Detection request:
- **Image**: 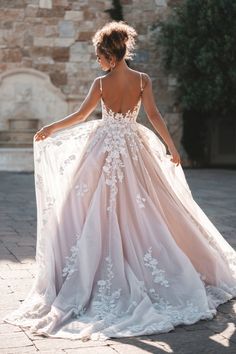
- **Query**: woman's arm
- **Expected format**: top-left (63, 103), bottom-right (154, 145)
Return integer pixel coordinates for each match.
top-left (34, 78), bottom-right (101, 141)
top-left (142, 74), bottom-right (181, 166)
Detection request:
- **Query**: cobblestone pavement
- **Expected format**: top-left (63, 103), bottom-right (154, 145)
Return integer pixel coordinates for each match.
top-left (0, 169), bottom-right (236, 354)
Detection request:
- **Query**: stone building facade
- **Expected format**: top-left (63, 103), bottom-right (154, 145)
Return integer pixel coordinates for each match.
top-left (0, 0), bottom-right (184, 171)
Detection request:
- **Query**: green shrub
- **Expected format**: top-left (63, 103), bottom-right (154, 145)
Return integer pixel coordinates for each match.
top-left (160, 0), bottom-right (236, 116)
top-left (159, 0), bottom-right (236, 163)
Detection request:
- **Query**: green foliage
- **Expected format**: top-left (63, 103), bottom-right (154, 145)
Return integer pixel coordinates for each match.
top-left (160, 0), bottom-right (236, 116)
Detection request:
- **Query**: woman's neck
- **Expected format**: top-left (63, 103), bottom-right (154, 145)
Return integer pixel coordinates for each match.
top-left (110, 59), bottom-right (129, 74)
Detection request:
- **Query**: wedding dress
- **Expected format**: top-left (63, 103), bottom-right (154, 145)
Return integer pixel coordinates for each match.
top-left (4, 73), bottom-right (236, 341)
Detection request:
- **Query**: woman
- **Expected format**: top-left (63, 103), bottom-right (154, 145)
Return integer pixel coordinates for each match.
top-left (4, 21), bottom-right (236, 341)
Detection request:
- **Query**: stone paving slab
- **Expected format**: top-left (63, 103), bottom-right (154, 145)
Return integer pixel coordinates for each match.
top-left (0, 169), bottom-right (236, 354)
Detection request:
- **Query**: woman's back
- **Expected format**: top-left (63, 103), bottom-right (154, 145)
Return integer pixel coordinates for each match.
top-left (100, 69), bottom-right (145, 115)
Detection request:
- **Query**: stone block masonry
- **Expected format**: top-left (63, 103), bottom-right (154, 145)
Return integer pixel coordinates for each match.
top-left (0, 0), bottom-right (186, 171)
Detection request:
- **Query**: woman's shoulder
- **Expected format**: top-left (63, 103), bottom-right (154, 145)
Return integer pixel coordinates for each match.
top-left (129, 70), bottom-right (151, 91)
top-left (94, 70), bottom-right (151, 90)
top-left (129, 69), bottom-right (151, 85)
top-left (94, 74), bottom-right (106, 83)
top-left (91, 75), bottom-right (107, 91)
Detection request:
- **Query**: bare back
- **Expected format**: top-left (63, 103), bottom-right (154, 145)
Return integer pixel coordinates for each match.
top-left (99, 69), bottom-right (145, 115)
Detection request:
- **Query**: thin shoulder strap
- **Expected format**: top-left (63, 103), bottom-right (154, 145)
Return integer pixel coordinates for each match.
top-left (99, 77), bottom-right (102, 93)
top-left (140, 73), bottom-right (143, 93)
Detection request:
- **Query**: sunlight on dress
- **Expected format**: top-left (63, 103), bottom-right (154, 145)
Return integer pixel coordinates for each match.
top-left (3, 91), bottom-right (236, 341)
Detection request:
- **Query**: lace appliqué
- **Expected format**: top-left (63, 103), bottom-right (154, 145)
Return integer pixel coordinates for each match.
top-left (42, 195), bottom-right (56, 226)
top-left (93, 256), bottom-right (122, 323)
top-left (101, 130), bottom-right (127, 212)
top-left (143, 247), bottom-right (169, 287)
top-left (92, 255), bottom-right (139, 329)
top-left (101, 98), bottom-right (141, 120)
top-left (75, 182), bottom-right (89, 197)
top-left (35, 174), bottom-right (43, 191)
top-left (125, 248), bottom-right (217, 334)
top-left (221, 250), bottom-right (236, 277)
top-left (72, 305), bottom-right (86, 319)
top-left (125, 248), bottom-right (210, 335)
top-left (136, 193), bottom-right (146, 208)
top-left (62, 233), bottom-right (80, 279)
top-left (196, 272), bottom-right (236, 306)
top-left (85, 101), bottom-right (144, 213)
top-left (59, 154), bottom-right (76, 175)
top-left (35, 173), bottom-right (55, 228)
top-left (205, 284), bottom-right (235, 307)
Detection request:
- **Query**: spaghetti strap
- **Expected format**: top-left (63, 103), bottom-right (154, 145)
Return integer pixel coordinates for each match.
top-left (99, 77), bottom-right (102, 93)
top-left (140, 73), bottom-right (143, 93)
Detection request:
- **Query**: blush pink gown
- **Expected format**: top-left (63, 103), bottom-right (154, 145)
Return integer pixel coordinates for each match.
top-left (4, 75), bottom-right (236, 341)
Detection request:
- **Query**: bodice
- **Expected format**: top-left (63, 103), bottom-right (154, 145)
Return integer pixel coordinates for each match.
top-left (101, 98), bottom-right (141, 124)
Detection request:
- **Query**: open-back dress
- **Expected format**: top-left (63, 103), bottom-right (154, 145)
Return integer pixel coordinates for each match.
top-left (4, 73), bottom-right (236, 341)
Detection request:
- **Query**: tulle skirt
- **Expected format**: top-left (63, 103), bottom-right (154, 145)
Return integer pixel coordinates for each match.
top-left (3, 117), bottom-right (236, 340)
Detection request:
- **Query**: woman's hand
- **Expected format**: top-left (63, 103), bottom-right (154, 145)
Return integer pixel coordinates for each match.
top-left (168, 145), bottom-right (181, 166)
top-left (34, 125), bottom-right (55, 142)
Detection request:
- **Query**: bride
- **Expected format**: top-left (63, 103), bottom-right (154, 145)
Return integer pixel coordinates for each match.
top-left (4, 21), bottom-right (236, 341)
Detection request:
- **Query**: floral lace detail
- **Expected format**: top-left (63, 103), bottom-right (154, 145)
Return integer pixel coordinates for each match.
top-left (93, 256), bottom-right (122, 323)
top-left (85, 100), bottom-right (144, 213)
top-left (75, 182), bottom-right (89, 197)
top-left (59, 154), bottom-right (76, 175)
top-left (62, 233), bottom-right (80, 279)
top-left (42, 194), bottom-right (56, 226)
top-left (72, 304), bottom-right (87, 319)
top-left (138, 264), bottom-right (235, 327)
top-left (101, 98), bottom-right (141, 122)
top-left (35, 187), bottom-right (56, 283)
top-left (35, 173), bottom-right (55, 228)
top-left (125, 249), bottom-right (215, 334)
top-left (137, 280), bottom-right (147, 295)
top-left (92, 255), bottom-right (139, 328)
top-left (136, 193), bottom-right (146, 208)
top-left (222, 250), bottom-right (236, 276)
top-left (35, 174), bottom-right (43, 191)
top-left (205, 284), bottom-right (236, 307)
top-left (143, 247), bottom-right (169, 287)
top-left (101, 129), bottom-right (127, 212)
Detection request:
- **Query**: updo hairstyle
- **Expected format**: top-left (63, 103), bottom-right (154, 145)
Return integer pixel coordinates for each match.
top-left (92, 21), bottom-right (137, 61)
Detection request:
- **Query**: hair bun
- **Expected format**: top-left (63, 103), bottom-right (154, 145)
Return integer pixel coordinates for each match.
top-left (92, 21), bottom-right (137, 61)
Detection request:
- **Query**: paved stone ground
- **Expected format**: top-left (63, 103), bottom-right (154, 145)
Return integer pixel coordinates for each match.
top-left (0, 169), bottom-right (236, 354)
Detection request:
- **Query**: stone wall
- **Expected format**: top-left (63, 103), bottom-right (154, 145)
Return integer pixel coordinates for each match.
top-left (0, 0), bottom-right (186, 170)
top-left (123, 0), bottom-right (184, 152)
top-left (0, 0), bottom-right (111, 116)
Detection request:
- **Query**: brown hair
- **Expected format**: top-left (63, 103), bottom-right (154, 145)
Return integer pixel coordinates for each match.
top-left (92, 21), bottom-right (137, 61)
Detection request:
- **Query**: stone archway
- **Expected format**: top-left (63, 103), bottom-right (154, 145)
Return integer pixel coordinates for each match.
top-left (0, 68), bottom-right (68, 171)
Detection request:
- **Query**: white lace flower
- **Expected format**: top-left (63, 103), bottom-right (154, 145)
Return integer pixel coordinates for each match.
top-left (85, 105), bottom-right (144, 213)
top-left (136, 194), bottom-right (146, 208)
top-left (75, 182), bottom-right (89, 197)
top-left (93, 256), bottom-right (122, 321)
top-left (72, 305), bottom-right (86, 318)
top-left (35, 174), bottom-right (43, 191)
top-left (143, 247), bottom-right (169, 287)
top-left (62, 233), bottom-right (80, 279)
top-left (59, 154), bottom-right (76, 175)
